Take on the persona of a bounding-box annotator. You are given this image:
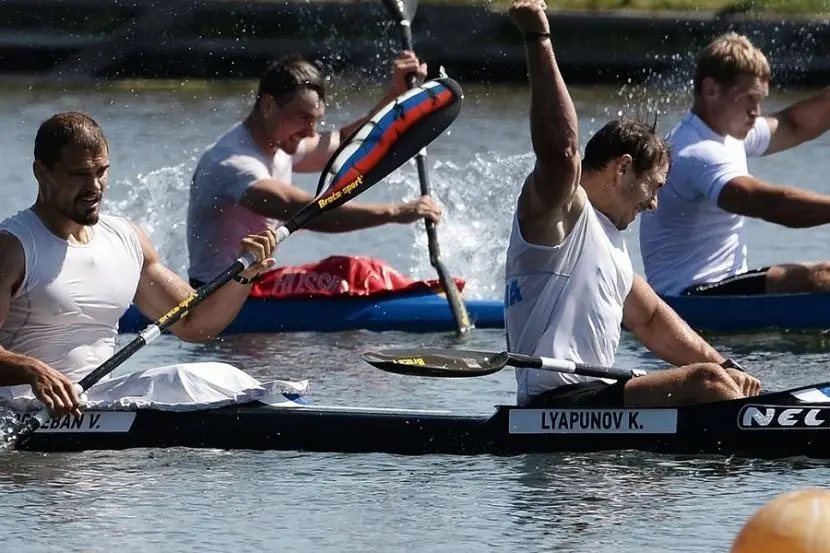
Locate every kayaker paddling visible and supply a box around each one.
[0,112,277,417]
[641,32,830,297]
[186,52,442,288]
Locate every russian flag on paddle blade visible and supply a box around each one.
[319,78,461,196]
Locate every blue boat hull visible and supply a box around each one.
[661,292,830,333]
[118,290,506,334]
[117,291,830,334]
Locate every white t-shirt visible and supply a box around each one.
[186,123,307,283]
[504,197,634,406]
[639,112,771,295]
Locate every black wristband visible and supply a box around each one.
[232,273,263,285]
[524,32,551,43]
[721,358,746,372]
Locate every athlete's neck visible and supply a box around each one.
[581,171,621,229]
[32,200,91,244]
[690,99,728,137]
[244,112,280,158]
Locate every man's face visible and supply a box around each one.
[703,73,769,139]
[35,144,109,225]
[613,155,668,230]
[260,89,326,154]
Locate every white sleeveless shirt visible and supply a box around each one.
[0,209,143,399]
[504,198,634,406]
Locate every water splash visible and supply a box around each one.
[103,137,527,301]
[612,21,825,119]
[108,160,196,276]
[0,406,22,451]
[387,151,535,300]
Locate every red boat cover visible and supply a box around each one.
[249,255,465,299]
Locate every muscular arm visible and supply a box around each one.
[132,225,259,342]
[240,178,399,233]
[516,36,583,247]
[0,232,41,385]
[718,176,830,228]
[763,87,830,156]
[622,274,725,366]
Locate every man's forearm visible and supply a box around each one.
[304,201,396,233]
[525,38,579,166]
[750,185,830,228]
[639,303,725,367]
[0,349,39,386]
[177,281,258,342]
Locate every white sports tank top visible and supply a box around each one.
[504,198,634,406]
[0,209,144,399]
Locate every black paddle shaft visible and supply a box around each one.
[77,253,255,391]
[389,12,473,334]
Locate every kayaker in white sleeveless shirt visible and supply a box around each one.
[0,210,142,399]
[639,32,830,297]
[504,0,761,408]
[0,112,277,417]
[187,52,443,285]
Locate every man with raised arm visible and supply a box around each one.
[503,0,760,408]
[187,52,443,287]
[640,32,830,297]
[0,112,277,417]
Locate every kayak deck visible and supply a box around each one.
[17,384,830,459]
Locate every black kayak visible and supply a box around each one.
[15,381,830,459]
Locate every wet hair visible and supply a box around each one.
[34,112,108,169]
[582,117,669,176]
[256,54,326,107]
[694,32,771,95]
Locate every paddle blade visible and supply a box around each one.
[361,348,508,377]
[381,0,418,22]
[312,76,463,198]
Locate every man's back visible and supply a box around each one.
[639,112,770,295]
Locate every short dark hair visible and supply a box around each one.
[582,118,669,175]
[256,54,326,107]
[34,112,108,169]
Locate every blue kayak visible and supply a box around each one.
[118,289,506,334]
[661,292,830,333]
[117,290,830,334]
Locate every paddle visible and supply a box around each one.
[380,0,474,337]
[361,348,648,380]
[11,82,464,445]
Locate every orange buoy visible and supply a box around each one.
[731,488,830,553]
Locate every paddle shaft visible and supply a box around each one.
[77,221,300,392]
[391,18,473,335]
[504,352,646,381]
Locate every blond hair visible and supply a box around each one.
[694,32,771,94]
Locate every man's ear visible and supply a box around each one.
[700,76,720,100]
[32,160,45,182]
[616,154,633,176]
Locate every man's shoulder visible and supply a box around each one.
[668,132,733,172]
[199,123,263,163]
[195,140,270,183]
[98,214,142,237]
